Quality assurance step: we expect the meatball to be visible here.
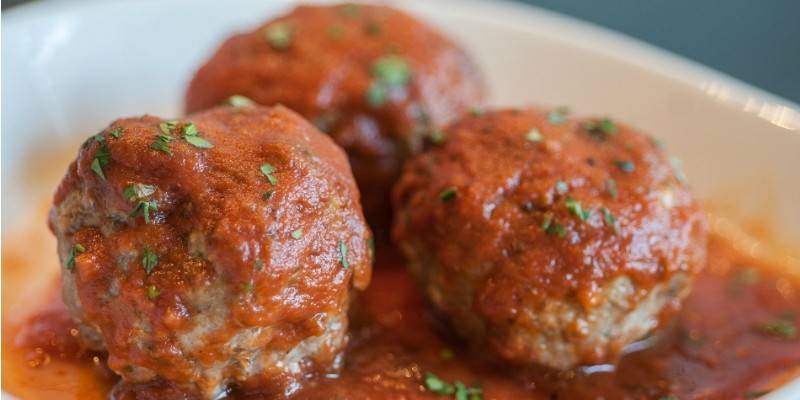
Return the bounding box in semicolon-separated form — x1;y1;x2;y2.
185;3;486;233
393;108;708;370
49;104;372;398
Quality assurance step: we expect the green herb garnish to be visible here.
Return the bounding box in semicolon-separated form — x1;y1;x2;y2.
150;133;175;155
147;285;160;300
555;180;569;195
429;130;446;145
291;229;303;239
182;122;213;148
91;141;111;180
600;207;620;235
225;95;255;108
264;22;293;50
260;163;278;185
123;183;156;201
469;106;484;117
366;55;410;108
525;128;543;142
606;178;618;199
159;120;178;135
338;3;361;17
583;117;618;139
364;20;381;36
756;316;797;339
339;240;349;269
423;372;482;399
439;187;457;202
542;214;567;237
614;160;635;172
565;197;591;221
65;244;86;272
263;190;275;200
110;127;124;138
547;107;568;125
141;246;158;274
129;200;158;224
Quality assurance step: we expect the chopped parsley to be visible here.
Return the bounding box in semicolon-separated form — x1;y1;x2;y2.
565;198;591;221
91;138;111;180
110;127;124;138
123;183;156;201
439;187;457;202
338;3;361;17
547;107;568;125
541;214;567;237
525;128;543;142
264;22;293;50
254;259;264;271
141;246;158;274
606;178;618;199
159;120;178;135
260;163;278;185
65;244;86;272
429;130;446;145
129;200;158;224
182;122;213;148
756;315;797;339
423;372;482;399
614;160;635;172
339;240;349;269
225;95;255;108
291;229;303;239
150;133;175;155
555;180;569;195
366;55;410;108
600;207;620;235
147;285;160;300
262;190;275;200
583;117;618;139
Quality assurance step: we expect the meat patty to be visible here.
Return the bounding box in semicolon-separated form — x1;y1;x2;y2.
392;108;708;369
185;3;486;234
49;104;373;398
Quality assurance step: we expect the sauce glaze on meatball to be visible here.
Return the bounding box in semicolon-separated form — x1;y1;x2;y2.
185;3;486;233
392;108;708;369
49;104;372;398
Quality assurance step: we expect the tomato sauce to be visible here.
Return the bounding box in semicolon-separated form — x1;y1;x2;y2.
3;234;799;399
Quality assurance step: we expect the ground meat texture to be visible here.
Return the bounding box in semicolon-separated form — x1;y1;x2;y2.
185;3;486;234
49;104;373;398
392;108;708;370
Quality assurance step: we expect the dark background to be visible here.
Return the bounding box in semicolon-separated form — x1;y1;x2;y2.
4;0;799;103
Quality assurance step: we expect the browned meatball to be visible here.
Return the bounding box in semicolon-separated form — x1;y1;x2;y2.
185;3;486;233
49;104;372;398
393;108;708;370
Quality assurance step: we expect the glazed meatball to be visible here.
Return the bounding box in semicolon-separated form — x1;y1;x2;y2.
49;104;372;398
185;3;486;233
393;108;708;370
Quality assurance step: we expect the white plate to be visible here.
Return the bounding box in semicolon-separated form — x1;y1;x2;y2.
3;0;800;398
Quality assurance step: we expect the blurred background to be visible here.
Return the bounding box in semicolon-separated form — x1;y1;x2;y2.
4;0;799;103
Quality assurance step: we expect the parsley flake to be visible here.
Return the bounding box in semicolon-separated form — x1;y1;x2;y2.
291;229;303;239
225;95;255;108
129;200;158;224
147;285;160;300
364;20;381;36
66;244;86;272
542;214;567;237
91;142;111;180
159;120;178;135
547;107;568;125
583;118;618;139
124;183;156;201
260;163;278;185
600;207;620;235
141;246;158;274
439;187;457;202
265;22;293;50
429;130;446;145
110;127;124;138
254;260;264;271
150;133;175;155
606;178;618;199
423;372;482;400
525;128;543;142
565;197;591;221
756;315;797;339
555;180;569;195
614;160;635;172
366;55;410;108
262;190;275;200
339;240;349;269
